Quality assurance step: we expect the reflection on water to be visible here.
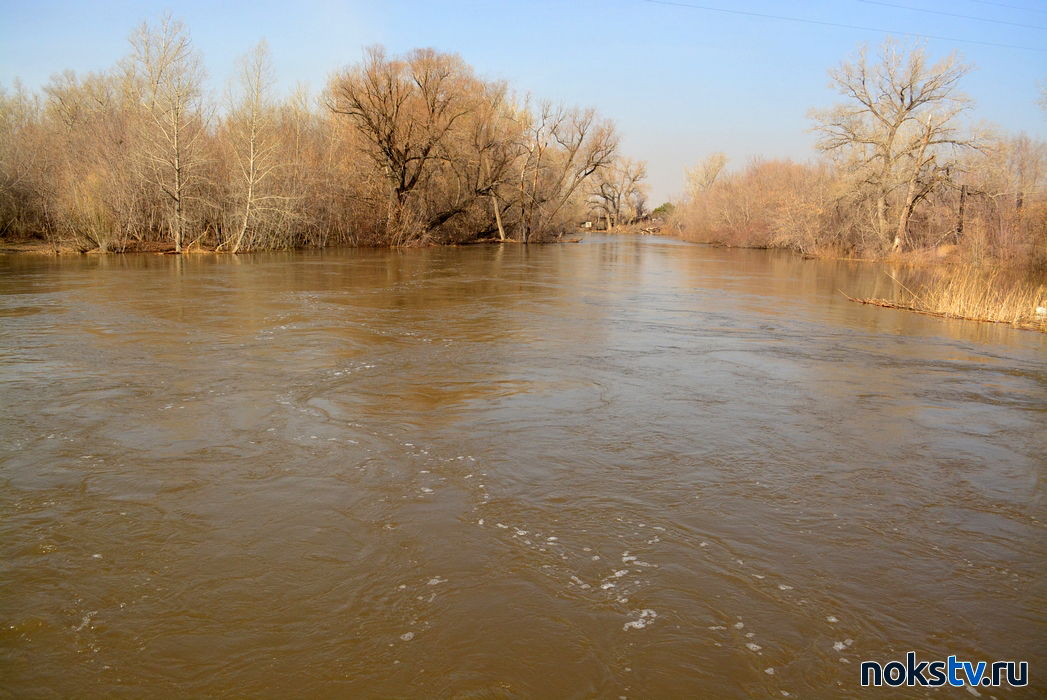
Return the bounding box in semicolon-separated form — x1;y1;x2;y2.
1;236;1045;698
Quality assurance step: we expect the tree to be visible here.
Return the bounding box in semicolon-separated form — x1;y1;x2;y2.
685;151;728;202
221;40;285;252
124;12;208;252
514;101;617;242
588;156;648;229
0;81;45;240
809;38;978;251
329;46;485;242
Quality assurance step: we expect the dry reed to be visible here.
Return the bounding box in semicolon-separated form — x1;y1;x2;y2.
844;267;1047;332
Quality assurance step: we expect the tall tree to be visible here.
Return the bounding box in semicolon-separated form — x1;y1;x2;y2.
809;38;978;251
329;46;483;242
124;12;207;252
222;40;283;252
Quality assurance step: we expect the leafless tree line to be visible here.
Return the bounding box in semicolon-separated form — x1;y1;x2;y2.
675;39;1047;268
0;14;639;252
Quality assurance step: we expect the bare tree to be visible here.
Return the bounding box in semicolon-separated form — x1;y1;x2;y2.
809;38;978;251
685;151;728;201
124;12;208;252
329;46;484;242
588;156;648;229
221;40;287;252
0;80;52;243
515;101;617;242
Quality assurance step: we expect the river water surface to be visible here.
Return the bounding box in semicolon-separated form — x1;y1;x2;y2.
1;236;1045;698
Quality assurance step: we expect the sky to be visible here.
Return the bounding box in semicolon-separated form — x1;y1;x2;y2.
2;0;1045;204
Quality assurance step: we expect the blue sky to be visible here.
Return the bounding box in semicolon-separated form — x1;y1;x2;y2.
2;0;1045;203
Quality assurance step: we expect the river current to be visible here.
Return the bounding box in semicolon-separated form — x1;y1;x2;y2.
1;236;1044;698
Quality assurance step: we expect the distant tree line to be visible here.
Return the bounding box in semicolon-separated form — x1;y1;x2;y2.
673;39;1047;268
0;13;648;252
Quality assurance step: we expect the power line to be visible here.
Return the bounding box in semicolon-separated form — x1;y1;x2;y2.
964;0;1047;15
858;0;1047;31
643;0;1047;52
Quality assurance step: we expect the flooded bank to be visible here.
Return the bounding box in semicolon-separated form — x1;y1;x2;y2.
2;236;1045;698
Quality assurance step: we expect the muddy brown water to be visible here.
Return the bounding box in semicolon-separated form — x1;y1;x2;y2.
1;236;1045;698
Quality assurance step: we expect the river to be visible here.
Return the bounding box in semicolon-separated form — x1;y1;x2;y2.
1;235;1044;698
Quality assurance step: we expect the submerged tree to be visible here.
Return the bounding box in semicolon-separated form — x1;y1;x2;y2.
809;38;979;251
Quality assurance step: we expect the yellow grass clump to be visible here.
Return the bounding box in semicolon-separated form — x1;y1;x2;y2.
844;268;1047;332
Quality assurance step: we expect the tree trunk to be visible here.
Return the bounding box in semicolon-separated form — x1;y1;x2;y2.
491;194;505;241
876;194;889;248
955;184;967;242
893;115;934;252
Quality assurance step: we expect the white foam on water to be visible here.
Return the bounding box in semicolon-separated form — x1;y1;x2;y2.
746;643;762;652
826;615;838;623
734;622;744;629
778;584;793;591
427;578;446;586
400;632;414;641
765;668;775;675
622;609;657;631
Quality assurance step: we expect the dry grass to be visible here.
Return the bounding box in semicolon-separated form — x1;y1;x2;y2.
844;267;1047;332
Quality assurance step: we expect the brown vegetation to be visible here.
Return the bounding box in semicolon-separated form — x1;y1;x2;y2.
672;39;1047;273
842;268;1047;332
0;13;630;252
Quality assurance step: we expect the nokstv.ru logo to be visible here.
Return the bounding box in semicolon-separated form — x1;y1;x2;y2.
861;652;1028;687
